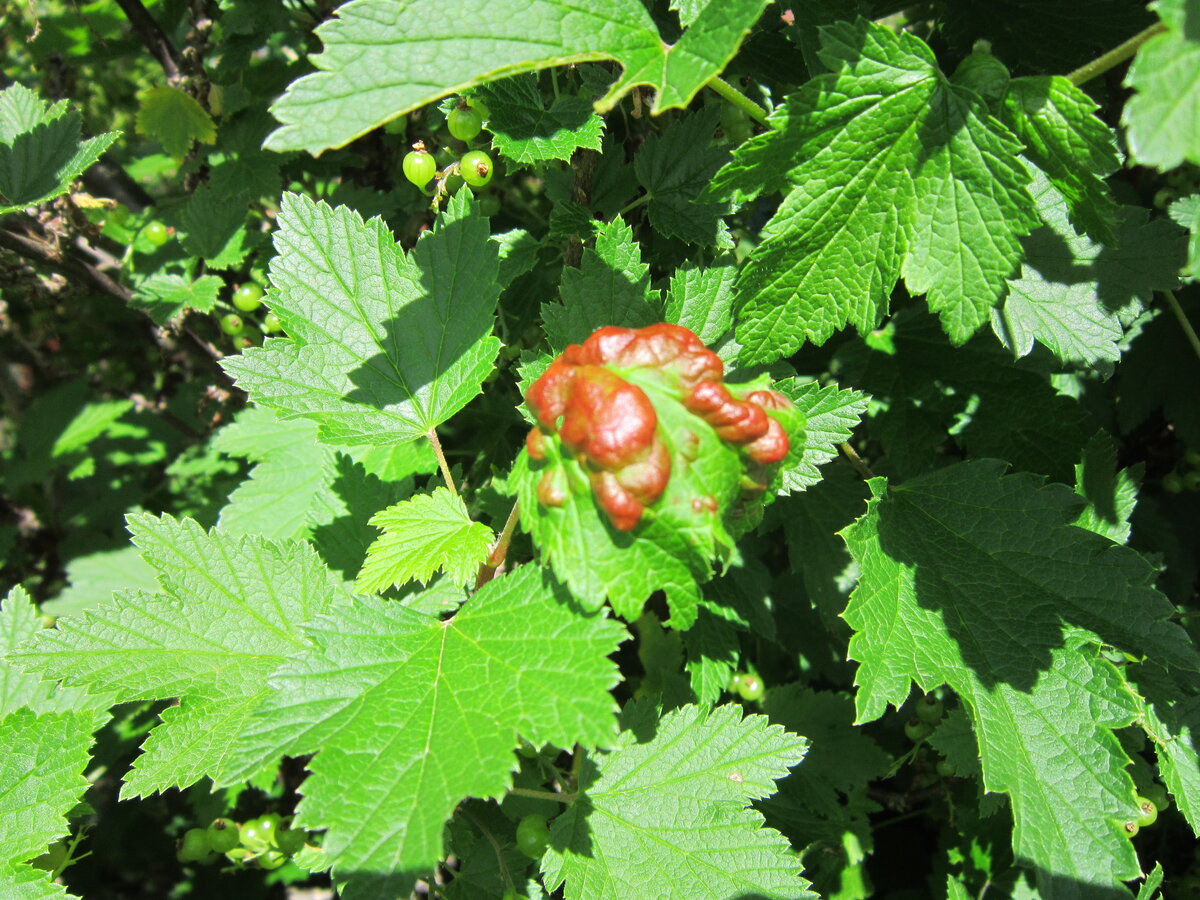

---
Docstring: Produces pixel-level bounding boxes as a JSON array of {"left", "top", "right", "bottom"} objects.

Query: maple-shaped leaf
[
  {"left": 0, "top": 587, "right": 94, "bottom": 716},
  {"left": 264, "top": 0, "right": 768, "bottom": 154},
  {"left": 0, "top": 83, "right": 119, "bottom": 215},
  {"left": 478, "top": 74, "right": 604, "bottom": 165},
  {"left": 129, "top": 273, "right": 223, "bottom": 325},
  {"left": 1123, "top": 0, "right": 1200, "bottom": 169},
  {"left": 11, "top": 514, "right": 354, "bottom": 798},
  {"left": 992, "top": 172, "right": 1185, "bottom": 368},
  {"left": 542, "top": 702, "right": 813, "bottom": 900},
  {"left": 998, "top": 75, "right": 1119, "bottom": 243},
  {"left": 212, "top": 564, "right": 624, "bottom": 898},
  {"left": 513, "top": 324, "right": 803, "bottom": 626},
  {"left": 633, "top": 106, "right": 731, "bottom": 246},
  {"left": 356, "top": 487, "right": 494, "bottom": 592},
  {"left": 0, "top": 707, "right": 97, "bottom": 900},
  {"left": 541, "top": 217, "right": 661, "bottom": 351},
  {"left": 708, "top": 18, "right": 1039, "bottom": 360},
  {"left": 135, "top": 86, "right": 216, "bottom": 161},
  {"left": 841, "top": 461, "right": 1200, "bottom": 896},
  {"left": 223, "top": 191, "right": 501, "bottom": 446}
]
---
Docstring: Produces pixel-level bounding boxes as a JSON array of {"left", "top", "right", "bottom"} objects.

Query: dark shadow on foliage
[{"left": 0, "top": 111, "right": 84, "bottom": 204}]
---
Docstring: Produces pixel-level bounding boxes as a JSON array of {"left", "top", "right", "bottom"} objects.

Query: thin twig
[
  {"left": 1065, "top": 21, "right": 1168, "bottom": 86},
  {"left": 426, "top": 428, "right": 458, "bottom": 497},
  {"left": 0, "top": 226, "right": 132, "bottom": 302},
  {"left": 1163, "top": 289, "right": 1200, "bottom": 365},
  {"left": 113, "top": 0, "right": 181, "bottom": 80},
  {"left": 841, "top": 441, "right": 875, "bottom": 479}
]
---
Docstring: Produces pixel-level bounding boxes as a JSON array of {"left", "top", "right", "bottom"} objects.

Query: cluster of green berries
[
  {"left": 1124, "top": 783, "right": 1170, "bottom": 838},
  {"left": 401, "top": 98, "right": 495, "bottom": 195},
  {"left": 728, "top": 671, "right": 765, "bottom": 702},
  {"left": 176, "top": 814, "right": 306, "bottom": 869},
  {"left": 218, "top": 281, "right": 283, "bottom": 347},
  {"left": 1163, "top": 450, "right": 1200, "bottom": 493}
]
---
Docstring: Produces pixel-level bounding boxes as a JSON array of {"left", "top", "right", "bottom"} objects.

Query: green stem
[
  {"left": 509, "top": 786, "right": 575, "bottom": 804},
  {"left": 426, "top": 428, "right": 458, "bottom": 498},
  {"left": 841, "top": 441, "right": 875, "bottom": 479},
  {"left": 1065, "top": 21, "right": 1167, "bottom": 86},
  {"left": 616, "top": 192, "right": 651, "bottom": 218},
  {"left": 706, "top": 75, "right": 770, "bottom": 128},
  {"left": 461, "top": 808, "right": 514, "bottom": 889},
  {"left": 1164, "top": 289, "right": 1200, "bottom": 365},
  {"left": 475, "top": 500, "right": 521, "bottom": 590}
]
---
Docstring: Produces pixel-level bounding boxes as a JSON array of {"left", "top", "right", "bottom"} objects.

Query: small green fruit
[
  {"left": 447, "top": 105, "right": 484, "bottom": 141},
  {"left": 515, "top": 814, "right": 550, "bottom": 859},
  {"left": 220, "top": 313, "right": 244, "bottom": 335},
  {"left": 240, "top": 815, "right": 279, "bottom": 852},
  {"left": 1123, "top": 819, "right": 1139, "bottom": 838},
  {"left": 936, "top": 759, "right": 957, "bottom": 778},
  {"left": 459, "top": 149, "right": 494, "bottom": 187},
  {"left": 915, "top": 694, "right": 944, "bottom": 724},
  {"left": 232, "top": 282, "right": 265, "bottom": 312},
  {"left": 263, "top": 312, "right": 283, "bottom": 334},
  {"left": 904, "top": 717, "right": 933, "bottom": 742},
  {"left": 1135, "top": 796, "right": 1159, "bottom": 828},
  {"left": 734, "top": 673, "right": 764, "bottom": 702},
  {"left": 402, "top": 149, "right": 437, "bottom": 187},
  {"left": 1143, "top": 782, "right": 1170, "bottom": 812},
  {"left": 257, "top": 848, "right": 288, "bottom": 870},
  {"left": 206, "top": 818, "right": 240, "bottom": 853},
  {"left": 276, "top": 827, "right": 306, "bottom": 855},
  {"left": 142, "top": 220, "right": 171, "bottom": 247},
  {"left": 178, "top": 827, "right": 213, "bottom": 863}
]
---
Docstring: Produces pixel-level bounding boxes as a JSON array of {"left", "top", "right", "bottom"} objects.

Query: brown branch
[
  {"left": 0, "top": 225, "right": 132, "bottom": 302},
  {"left": 113, "top": 0, "right": 181, "bottom": 81}
]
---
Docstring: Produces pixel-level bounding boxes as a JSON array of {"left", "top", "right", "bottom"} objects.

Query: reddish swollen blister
[{"left": 524, "top": 324, "right": 793, "bottom": 531}]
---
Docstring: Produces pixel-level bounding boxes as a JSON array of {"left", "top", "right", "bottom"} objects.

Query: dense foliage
[{"left": 2, "top": 1, "right": 1200, "bottom": 899}]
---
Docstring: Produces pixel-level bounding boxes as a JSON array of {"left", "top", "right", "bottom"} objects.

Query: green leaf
[
  {"left": 992, "top": 173, "right": 1185, "bottom": 368},
  {"left": 841, "top": 462, "right": 1200, "bottom": 895},
  {"left": 711, "top": 19, "right": 1038, "bottom": 360},
  {"left": 665, "top": 255, "right": 738, "bottom": 346},
  {"left": 773, "top": 379, "right": 869, "bottom": 494},
  {"left": 542, "top": 703, "right": 813, "bottom": 900},
  {"left": 218, "top": 564, "right": 623, "bottom": 897},
  {"left": 999, "top": 76, "right": 1119, "bottom": 243},
  {"left": 41, "top": 546, "right": 158, "bottom": 619},
  {"left": 478, "top": 75, "right": 604, "bottom": 165},
  {"left": 1072, "top": 432, "right": 1141, "bottom": 545},
  {"left": 0, "top": 83, "right": 119, "bottom": 214},
  {"left": 11, "top": 514, "right": 354, "bottom": 797},
  {"left": 1124, "top": 665, "right": 1200, "bottom": 838},
  {"left": 129, "top": 273, "right": 223, "bottom": 324},
  {"left": 179, "top": 183, "right": 259, "bottom": 270},
  {"left": 222, "top": 191, "right": 501, "bottom": 446},
  {"left": 1169, "top": 193, "right": 1200, "bottom": 280},
  {"left": 633, "top": 106, "right": 731, "bottom": 246},
  {"left": 541, "top": 216, "right": 661, "bottom": 350},
  {"left": 356, "top": 487, "right": 494, "bottom": 592},
  {"left": 1123, "top": 0, "right": 1200, "bottom": 169},
  {"left": 264, "top": 0, "right": 768, "bottom": 154},
  {"left": 0, "top": 707, "right": 96, "bottom": 899},
  {"left": 135, "top": 86, "right": 216, "bottom": 161},
  {"left": 0, "top": 587, "right": 93, "bottom": 716}
]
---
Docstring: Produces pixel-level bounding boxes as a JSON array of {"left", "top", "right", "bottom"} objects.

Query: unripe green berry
[
  {"left": 447, "top": 105, "right": 484, "bottom": 142},
  {"left": 178, "top": 827, "right": 213, "bottom": 863},
  {"left": 904, "top": 717, "right": 933, "bottom": 742},
  {"left": 263, "top": 312, "right": 283, "bottom": 334},
  {"left": 258, "top": 849, "right": 288, "bottom": 870},
  {"left": 277, "top": 826, "right": 306, "bottom": 855},
  {"left": 734, "top": 673, "right": 764, "bottom": 702},
  {"left": 220, "top": 313, "right": 244, "bottom": 336},
  {"left": 936, "top": 759, "right": 957, "bottom": 778},
  {"left": 459, "top": 149, "right": 494, "bottom": 187},
  {"left": 915, "top": 694, "right": 944, "bottom": 724},
  {"left": 206, "top": 818, "right": 240, "bottom": 853},
  {"left": 515, "top": 814, "right": 550, "bottom": 859},
  {"left": 1143, "top": 783, "right": 1170, "bottom": 812},
  {"left": 232, "top": 282, "right": 265, "bottom": 312},
  {"left": 142, "top": 220, "right": 171, "bottom": 247},
  {"left": 1135, "top": 796, "right": 1159, "bottom": 828},
  {"left": 402, "top": 149, "right": 437, "bottom": 188},
  {"left": 1123, "top": 819, "right": 1139, "bottom": 838}
]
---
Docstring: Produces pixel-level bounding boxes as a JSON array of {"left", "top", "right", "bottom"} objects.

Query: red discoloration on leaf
[
  {"left": 525, "top": 324, "right": 792, "bottom": 531},
  {"left": 536, "top": 470, "right": 568, "bottom": 507},
  {"left": 746, "top": 416, "right": 790, "bottom": 464}
]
